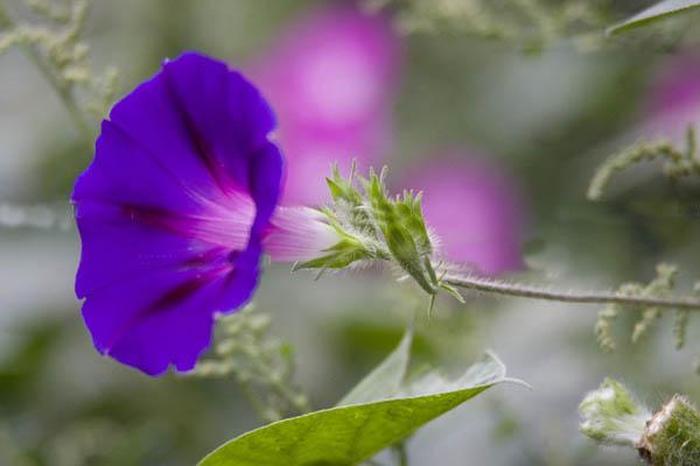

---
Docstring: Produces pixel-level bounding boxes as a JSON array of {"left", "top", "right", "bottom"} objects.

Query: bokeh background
[{"left": 2, "top": 0, "right": 700, "bottom": 464}]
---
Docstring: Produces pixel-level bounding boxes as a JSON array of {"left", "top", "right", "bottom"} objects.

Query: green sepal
[
  {"left": 439, "top": 282, "right": 466, "bottom": 304},
  {"left": 326, "top": 163, "right": 363, "bottom": 205},
  {"left": 293, "top": 236, "right": 371, "bottom": 271},
  {"left": 365, "top": 169, "right": 437, "bottom": 295}
]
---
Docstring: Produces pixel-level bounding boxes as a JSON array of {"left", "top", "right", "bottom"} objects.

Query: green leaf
[
  {"left": 607, "top": 0, "right": 700, "bottom": 34},
  {"left": 199, "top": 354, "right": 518, "bottom": 466},
  {"left": 337, "top": 327, "right": 413, "bottom": 407}
]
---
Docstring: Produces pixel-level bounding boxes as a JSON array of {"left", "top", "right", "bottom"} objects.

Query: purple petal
[
  {"left": 647, "top": 54, "right": 700, "bottom": 118},
  {"left": 73, "top": 52, "right": 282, "bottom": 375},
  {"left": 642, "top": 53, "right": 700, "bottom": 143}
]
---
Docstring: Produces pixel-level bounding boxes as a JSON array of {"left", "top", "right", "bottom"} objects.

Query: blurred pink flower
[
  {"left": 400, "top": 155, "right": 525, "bottom": 276},
  {"left": 644, "top": 54, "right": 700, "bottom": 140},
  {"left": 251, "top": 4, "right": 401, "bottom": 205}
]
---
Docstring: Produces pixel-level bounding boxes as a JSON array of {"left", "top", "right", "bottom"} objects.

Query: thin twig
[{"left": 444, "top": 274, "right": 700, "bottom": 310}]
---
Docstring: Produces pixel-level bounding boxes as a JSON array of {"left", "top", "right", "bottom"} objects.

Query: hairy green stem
[{"left": 444, "top": 274, "right": 700, "bottom": 311}]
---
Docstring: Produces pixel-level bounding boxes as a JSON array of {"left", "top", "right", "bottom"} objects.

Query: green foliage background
[{"left": 2, "top": 0, "right": 700, "bottom": 465}]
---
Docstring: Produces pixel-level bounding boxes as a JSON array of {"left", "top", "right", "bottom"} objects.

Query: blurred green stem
[
  {"left": 196, "top": 309, "right": 311, "bottom": 425},
  {"left": 0, "top": 1, "right": 92, "bottom": 140},
  {"left": 394, "top": 443, "right": 409, "bottom": 466},
  {"left": 444, "top": 273, "right": 700, "bottom": 310},
  {"left": 243, "top": 344, "right": 311, "bottom": 416},
  {"left": 23, "top": 43, "right": 91, "bottom": 139},
  {"left": 588, "top": 127, "right": 700, "bottom": 201},
  {"left": 0, "top": 3, "right": 7, "bottom": 26},
  {"left": 0, "top": 427, "right": 34, "bottom": 466},
  {"left": 239, "top": 379, "right": 280, "bottom": 424},
  {"left": 271, "top": 376, "right": 311, "bottom": 415}
]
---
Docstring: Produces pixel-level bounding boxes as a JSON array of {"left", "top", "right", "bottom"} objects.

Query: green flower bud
[
  {"left": 581, "top": 379, "right": 700, "bottom": 465},
  {"left": 579, "top": 378, "right": 649, "bottom": 447},
  {"left": 296, "top": 163, "right": 465, "bottom": 309}
]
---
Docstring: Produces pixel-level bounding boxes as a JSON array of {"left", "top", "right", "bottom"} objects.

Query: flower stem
[
  {"left": 444, "top": 273, "right": 700, "bottom": 311},
  {"left": 393, "top": 442, "right": 409, "bottom": 466}
]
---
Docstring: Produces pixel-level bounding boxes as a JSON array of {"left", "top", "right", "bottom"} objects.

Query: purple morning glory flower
[
  {"left": 648, "top": 54, "right": 700, "bottom": 118},
  {"left": 399, "top": 154, "right": 525, "bottom": 276},
  {"left": 73, "top": 52, "right": 336, "bottom": 376},
  {"left": 251, "top": 4, "right": 401, "bottom": 206},
  {"left": 643, "top": 54, "right": 700, "bottom": 141}
]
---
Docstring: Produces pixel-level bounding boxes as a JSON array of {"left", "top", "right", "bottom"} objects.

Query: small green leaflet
[
  {"left": 199, "top": 338, "right": 522, "bottom": 466},
  {"left": 608, "top": 0, "right": 700, "bottom": 35}
]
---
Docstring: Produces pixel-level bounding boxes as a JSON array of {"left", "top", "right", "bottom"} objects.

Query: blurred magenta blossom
[
  {"left": 400, "top": 154, "right": 525, "bottom": 276},
  {"left": 645, "top": 54, "right": 700, "bottom": 139},
  {"left": 251, "top": 4, "right": 401, "bottom": 205}
]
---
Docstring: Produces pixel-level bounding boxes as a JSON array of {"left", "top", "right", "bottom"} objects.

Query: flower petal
[
  {"left": 251, "top": 5, "right": 400, "bottom": 205},
  {"left": 263, "top": 206, "right": 339, "bottom": 263},
  {"left": 73, "top": 52, "right": 282, "bottom": 375}
]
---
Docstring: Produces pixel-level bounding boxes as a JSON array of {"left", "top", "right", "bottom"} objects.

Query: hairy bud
[
  {"left": 579, "top": 378, "right": 649, "bottom": 447},
  {"left": 638, "top": 395, "right": 700, "bottom": 466},
  {"left": 581, "top": 379, "right": 700, "bottom": 466},
  {"left": 296, "top": 163, "right": 463, "bottom": 309}
]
